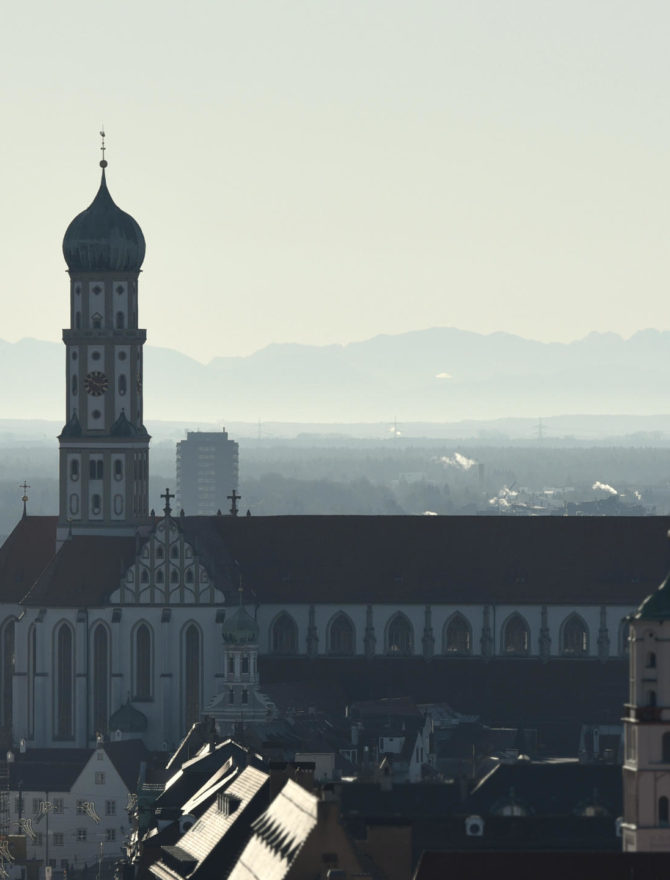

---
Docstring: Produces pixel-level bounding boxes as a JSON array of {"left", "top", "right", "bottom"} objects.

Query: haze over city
[{"left": 3, "top": 1, "right": 670, "bottom": 364}]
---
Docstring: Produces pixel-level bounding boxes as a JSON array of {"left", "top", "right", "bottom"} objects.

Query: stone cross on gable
[
  {"left": 228, "top": 489, "right": 241, "bottom": 517},
  {"left": 161, "top": 487, "right": 174, "bottom": 517}
]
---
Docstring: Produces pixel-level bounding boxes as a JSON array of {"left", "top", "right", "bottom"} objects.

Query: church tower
[
  {"left": 57, "top": 141, "right": 149, "bottom": 541},
  {"left": 622, "top": 573, "right": 670, "bottom": 851}
]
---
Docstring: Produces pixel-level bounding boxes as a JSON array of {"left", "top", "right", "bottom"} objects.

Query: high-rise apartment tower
[{"left": 176, "top": 429, "right": 239, "bottom": 515}]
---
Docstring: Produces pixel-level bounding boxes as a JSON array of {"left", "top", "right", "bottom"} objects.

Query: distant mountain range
[{"left": 2, "top": 327, "right": 670, "bottom": 423}]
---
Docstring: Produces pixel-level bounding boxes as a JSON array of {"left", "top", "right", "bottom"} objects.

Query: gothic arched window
[
  {"left": 55, "top": 624, "right": 74, "bottom": 739},
  {"left": 328, "top": 614, "right": 355, "bottom": 656},
  {"left": 561, "top": 614, "right": 589, "bottom": 656},
  {"left": 1, "top": 620, "right": 15, "bottom": 728},
  {"left": 27, "top": 625, "right": 36, "bottom": 737},
  {"left": 271, "top": 613, "right": 298, "bottom": 654},
  {"left": 503, "top": 614, "right": 530, "bottom": 655},
  {"left": 386, "top": 613, "right": 414, "bottom": 655},
  {"left": 184, "top": 625, "right": 200, "bottom": 730},
  {"left": 444, "top": 614, "right": 472, "bottom": 654},
  {"left": 134, "top": 624, "right": 152, "bottom": 700},
  {"left": 660, "top": 796, "right": 669, "bottom": 825},
  {"left": 92, "top": 625, "right": 109, "bottom": 735}
]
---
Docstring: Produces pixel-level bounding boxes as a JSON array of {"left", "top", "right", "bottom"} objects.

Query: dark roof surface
[
  {"left": 8, "top": 748, "right": 91, "bottom": 791},
  {"left": 21, "top": 527, "right": 136, "bottom": 606},
  {"left": 186, "top": 514, "right": 670, "bottom": 605},
  {"left": 414, "top": 852, "right": 670, "bottom": 880},
  {"left": 5, "top": 514, "right": 670, "bottom": 608},
  {"left": 0, "top": 517, "right": 58, "bottom": 602},
  {"left": 635, "top": 571, "right": 670, "bottom": 620},
  {"left": 465, "top": 760, "right": 622, "bottom": 816}
]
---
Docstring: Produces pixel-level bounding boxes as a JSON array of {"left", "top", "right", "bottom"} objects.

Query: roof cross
[
  {"left": 228, "top": 489, "right": 241, "bottom": 517},
  {"left": 161, "top": 487, "right": 174, "bottom": 517}
]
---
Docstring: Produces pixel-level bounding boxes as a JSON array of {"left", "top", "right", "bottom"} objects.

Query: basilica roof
[
  {"left": 3, "top": 514, "right": 670, "bottom": 608},
  {"left": 62, "top": 167, "right": 146, "bottom": 273}
]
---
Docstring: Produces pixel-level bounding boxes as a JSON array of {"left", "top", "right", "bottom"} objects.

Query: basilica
[{"left": 0, "top": 155, "right": 669, "bottom": 751}]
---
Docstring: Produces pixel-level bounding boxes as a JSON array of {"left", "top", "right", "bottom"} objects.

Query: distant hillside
[{"left": 2, "top": 327, "right": 670, "bottom": 422}]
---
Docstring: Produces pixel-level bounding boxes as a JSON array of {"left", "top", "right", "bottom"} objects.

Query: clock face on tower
[{"left": 84, "top": 371, "right": 109, "bottom": 396}]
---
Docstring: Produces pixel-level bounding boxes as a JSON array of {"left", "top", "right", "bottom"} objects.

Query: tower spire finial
[
  {"left": 20, "top": 481, "right": 30, "bottom": 519},
  {"left": 99, "top": 127, "right": 108, "bottom": 169}
]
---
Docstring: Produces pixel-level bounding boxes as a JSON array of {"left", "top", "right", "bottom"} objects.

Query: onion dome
[
  {"left": 108, "top": 699, "right": 148, "bottom": 734},
  {"left": 62, "top": 164, "right": 145, "bottom": 272},
  {"left": 635, "top": 572, "right": 670, "bottom": 621},
  {"left": 222, "top": 605, "right": 259, "bottom": 645}
]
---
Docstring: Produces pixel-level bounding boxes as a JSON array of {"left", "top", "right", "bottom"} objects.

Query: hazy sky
[{"left": 2, "top": 1, "right": 670, "bottom": 362}]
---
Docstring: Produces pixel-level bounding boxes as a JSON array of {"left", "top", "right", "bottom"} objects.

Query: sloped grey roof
[{"left": 227, "top": 780, "right": 318, "bottom": 880}]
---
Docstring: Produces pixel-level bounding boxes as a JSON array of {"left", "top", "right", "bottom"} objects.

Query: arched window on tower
[
  {"left": 271, "top": 613, "right": 298, "bottom": 654},
  {"left": 134, "top": 624, "right": 152, "bottom": 700},
  {"left": 662, "top": 732, "right": 670, "bottom": 763},
  {"left": 92, "top": 625, "right": 109, "bottom": 735},
  {"left": 328, "top": 613, "right": 355, "bottom": 655},
  {"left": 660, "top": 796, "right": 669, "bottom": 826},
  {"left": 55, "top": 624, "right": 74, "bottom": 739},
  {"left": 1, "top": 620, "right": 15, "bottom": 728},
  {"left": 118, "top": 375, "right": 127, "bottom": 396},
  {"left": 386, "top": 613, "right": 414, "bottom": 655},
  {"left": 75, "top": 311, "right": 81, "bottom": 329},
  {"left": 647, "top": 652, "right": 657, "bottom": 668},
  {"left": 561, "top": 614, "right": 589, "bottom": 656},
  {"left": 444, "top": 614, "right": 472, "bottom": 654},
  {"left": 183, "top": 625, "right": 200, "bottom": 730},
  {"left": 116, "top": 311, "right": 125, "bottom": 329},
  {"left": 503, "top": 614, "right": 530, "bottom": 655},
  {"left": 91, "top": 313, "right": 102, "bottom": 329}
]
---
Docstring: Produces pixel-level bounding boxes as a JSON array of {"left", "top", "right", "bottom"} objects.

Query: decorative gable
[{"left": 109, "top": 517, "right": 224, "bottom": 605}]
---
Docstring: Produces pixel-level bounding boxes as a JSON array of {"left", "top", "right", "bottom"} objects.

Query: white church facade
[{"left": 0, "top": 153, "right": 669, "bottom": 752}]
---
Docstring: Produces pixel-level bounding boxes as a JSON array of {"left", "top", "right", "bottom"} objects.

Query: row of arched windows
[
  {"left": 47, "top": 621, "right": 202, "bottom": 740},
  {"left": 267, "top": 612, "right": 629, "bottom": 657}
]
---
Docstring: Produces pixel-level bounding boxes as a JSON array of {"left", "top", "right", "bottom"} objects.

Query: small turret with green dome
[{"left": 222, "top": 600, "right": 259, "bottom": 645}]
